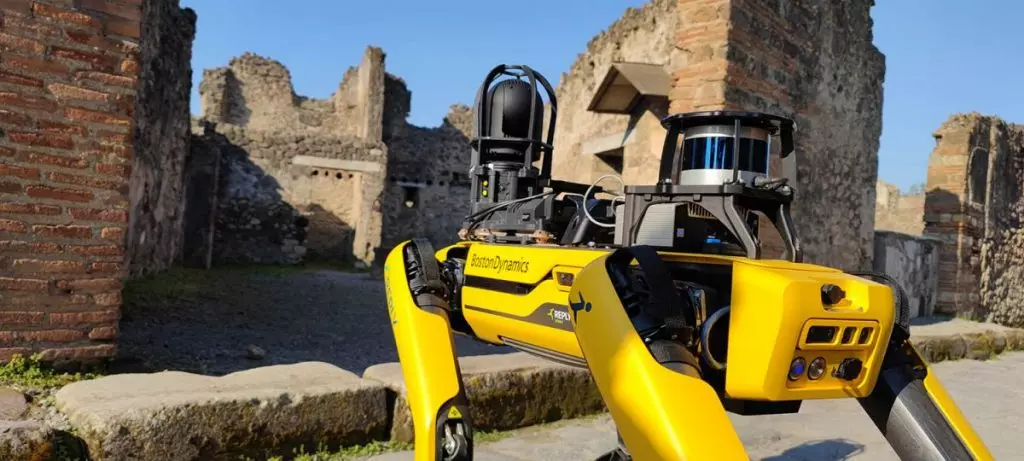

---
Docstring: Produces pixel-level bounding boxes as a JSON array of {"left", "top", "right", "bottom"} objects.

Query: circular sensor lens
[
  {"left": 808, "top": 357, "right": 827, "bottom": 380},
  {"left": 788, "top": 357, "right": 806, "bottom": 381}
]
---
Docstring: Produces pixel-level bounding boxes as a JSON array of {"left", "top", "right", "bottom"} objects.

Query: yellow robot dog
[{"left": 382, "top": 64, "right": 993, "bottom": 460}]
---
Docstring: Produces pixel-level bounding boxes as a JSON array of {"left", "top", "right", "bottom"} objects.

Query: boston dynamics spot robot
[{"left": 382, "top": 64, "right": 994, "bottom": 460}]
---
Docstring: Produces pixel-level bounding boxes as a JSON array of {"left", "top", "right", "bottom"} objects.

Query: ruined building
[
  {"left": 0, "top": 0, "right": 888, "bottom": 363},
  {"left": 185, "top": 49, "right": 473, "bottom": 267}
]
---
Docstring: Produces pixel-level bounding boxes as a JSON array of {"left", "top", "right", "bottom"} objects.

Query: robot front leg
[
  {"left": 384, "top": 239, "right": 473, "bottom": 461},
  {"left": 858, "top": 328, "right": 993, "bottom": 461},
  {"left": 570, "top": 248, "right": 750, "bottom": 460}
]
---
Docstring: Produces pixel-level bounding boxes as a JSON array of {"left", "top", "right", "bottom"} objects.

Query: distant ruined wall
[
  {"left": 551, "top": 0, "right": 676, "bottom": 185},
  {"left": 126, "top": 0, "right": 196, "bottom": 277},
  {"left": 670, "top": 0, "right": 885, "bottom": 270},
  {"left": 875, "top": 180, "right": 925, "bottom": 236},
  {"left": 0, "top": 0, "right": 146, "bottom": 365},
  {"left": 873, "top": 231, "right": 940, "bottom": 319},
  {"left": 194, "top": 47, "right": 472, "bottom": 265},
  {"left": 924, "top": 113, "right": 1024, "bottom": 326}
]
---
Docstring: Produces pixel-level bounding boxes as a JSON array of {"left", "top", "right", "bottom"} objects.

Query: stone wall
[
  {"left": 924, "top": 113, "right": 1024, "bottom": 326},
  {"left": 125, "top": 0, "right": 196, "bottom": 277},
  {"left": 875, "top": 180, "right": 925, "bottom": 236},
  {"left": 670, "top": 0, "right": 886, "bottom": 270},
  {"left": 192, "top": 47, "right": 472, "bottom": 265},
  {"left": 0, "top": 0, "right": 145, "bottom": 365},
  {"left": 550, "top": 0, "right": 676, "bottom": 186},
  {"left": 872, "top": 231, "right": 940, "bottom": 319}
]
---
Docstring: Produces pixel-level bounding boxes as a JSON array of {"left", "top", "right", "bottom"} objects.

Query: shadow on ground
[
  {"left": 114, "top": 266, "right": 514, "bottom": 376},
  {"left": 761, "top": 439, "right": 865, "bottom": 461}
]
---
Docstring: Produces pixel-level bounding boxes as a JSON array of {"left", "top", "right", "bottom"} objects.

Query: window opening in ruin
[
  {"left": 335, "top": 172, "right": 343, "bottom": 179},
  {"left": 403, "top": 186, "right": 419, "bottom": 208},
  {"left": 312, "top": 170, "right": 319, "bottom": 176},
  {"left": 968, "top": 147, "right": 988, "bottom": 206},
  {"left": 348, "top": 173, "right": 354, "bottom": 179}
]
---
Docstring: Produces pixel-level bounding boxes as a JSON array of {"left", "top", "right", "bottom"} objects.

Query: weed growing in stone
[{"left": 0, "top": 353, "right": 98, "bottom": 390}]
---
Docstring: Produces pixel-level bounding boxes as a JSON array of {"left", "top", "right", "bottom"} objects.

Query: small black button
[
  {"left": 821, "top": 284, "right": 846, "bottom": 305},
  {"left": 834, "top": 358, "right": 863, "bottom": 381}
]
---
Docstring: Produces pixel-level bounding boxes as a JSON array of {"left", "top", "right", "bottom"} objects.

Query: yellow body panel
[
  {"left": 384, "top": 242, "right": 463, "bottom": 460},
  {"left": 725, "top": 261, "right": 895, "bottom": 400},
  {"left": 571, "top": 254, "right": 749, "bottom": 460}
]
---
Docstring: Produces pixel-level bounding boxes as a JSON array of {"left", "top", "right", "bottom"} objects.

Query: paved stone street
[{"left": 365, "top": 352, "right": 1024, "bottom": 460}]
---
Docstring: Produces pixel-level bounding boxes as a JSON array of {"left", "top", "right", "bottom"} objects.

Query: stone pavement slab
[{"left": 362, "top": 352, "right": 1024, "bottom": 460}]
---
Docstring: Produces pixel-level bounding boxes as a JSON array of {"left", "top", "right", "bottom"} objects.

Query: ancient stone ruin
[{"left": 0, "top": 0, "right": 1020, "bottom": 367}]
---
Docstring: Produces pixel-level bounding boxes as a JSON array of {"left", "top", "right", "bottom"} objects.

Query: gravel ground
[{"left": 117, "top": 268, "right": 514, "bottom": 376}]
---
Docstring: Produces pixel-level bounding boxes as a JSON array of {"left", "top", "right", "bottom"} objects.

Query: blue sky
[{"left": 179, "top": 0, "right": 1023, "bottom": 192}]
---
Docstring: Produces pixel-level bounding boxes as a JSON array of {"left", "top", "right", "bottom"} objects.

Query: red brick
[
  {"left": 64, "top": 107, "right": 131, "bottom": 127},
  {"left": 8, "top": 131, "right": 74, "bottom": 149},
  {"left": 3, "top": 54, "right": 69, "bottom": 75},
  {"left": 68, "top": 244, "right": 121, "bottom": 257},
  {"left": 49, "top": 85, "right": 109, "bottom": 107},
  {"left": 0, "top": 189, "right": 66, "bottom": 206},
  {"left": 0, "top": 70, "right": 43, "bottom": 88},
  {"left": 32, "top": 3, "right": 101, "bottom": 28},
  {"left": 0, "top": 163, "right": 39, "bottom": 180},
  {"left": 39, "top": 120, "right": 88, "bottom": 137},
  {"left": 19, "top": 329, "right": 85, "bottom": 343},
  {"left": 64, "top": 30, "right": 137, "bottom": 53},
  {"left": 26, "top": 185, "right": 93, "bottom": 203},
  {"left": 0, "top": 32, "right": 46, "bottom": 55},
  {"left": 68, "top": 208, "right": 127, "bottom": 222},
  {"left": 75, "top": 71, "right": 137, "bottom": 89},
  {"left": 119, "top": 58, "right": 139, "bottom": 75},
  {"left": 0, "top": 109, "right": 33, "bottom": 127},
  {"left": 49, "top": 310, "right": 118, "bottom": 326},
  {"left": 0, "top": 218, "right": 27, "bottom": 233},
  {"left": 104, "top": 17, "right": 140, "bottom": 39},
  {"left": 40, "top": 344, "right": 116, "bottom": 361},
  {"left": 0, "top": 240, "right": 62, "bottom": 253},
  {"left": 54, "top": 278, "right": 120, "bottom": 293},
  {"left": 0, "top": 181, "right": 23, "bottom": 194},
  {"left": 0, "top": 147, "right": 12, "bottom": 158},
  {"left": 32, "top": 224, "right": 92, "bottom": 238},
  {"left": 92, "top": 291, "right": 121, "bottom": 306},
  {"left": 0, "top": 312, "right": 46, "bottom": 324},
  {"left": 98, "top": 226, "right": 123, "bottom": 240},
  {"left": 47, "top": 171, "right": 123, "bottom": 190},
  {"left": 88, "top": 325, "right": 116, "bottom": 340},
  {"left": 95, "top": 163, "right": 129, "bottom": 178},
  {"left": 4, "top": 293, "right": 90, "bottom": 307},
  {"left": 79, "top": 0, "right": 142, "bottom": 20},
  {"left": 97, "top": 131, "right": 130, "bottom": 144},
  {"left": 0, "top": 92, "right": 57, "bottom": 112},
  {"left": 93, "top": 142, "right": 131, "bottom": 159},
  {"left": 89, "top": 261, "right": 122, "bottom": 273},
  {"left": 12, "top": 259, "right": 86, "bottom": 274},
  {"left": 52, "top": 47, "right": 116, "bottom": 70},
  {"left": 0, "top": 332, "right": 13, "bottom": 346},
  {"left": 0, "top": 276, "right": 47, "bottom": 291},
  {"left": 23, "top": 152, "right": 89, "bottom": 169}
]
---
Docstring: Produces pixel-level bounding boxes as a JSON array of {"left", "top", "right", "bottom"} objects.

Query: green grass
[{"left": 0, "top": 353, "right": 100, "bottom": 390}]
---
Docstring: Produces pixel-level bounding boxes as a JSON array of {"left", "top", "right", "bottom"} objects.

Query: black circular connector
[
  {"left": 821, "top": 284, "right": 846, "bottom": 305},
  {"left": 834, "top": 358, "right": 863, "bottom": 381}
]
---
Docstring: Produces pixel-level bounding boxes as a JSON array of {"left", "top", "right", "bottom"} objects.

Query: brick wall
[
  {"left": 0, "top": 0, "right": 142, "bottom": 366},
  {"left": 672, "top": 0, "right": 885, "bottom": 270}
]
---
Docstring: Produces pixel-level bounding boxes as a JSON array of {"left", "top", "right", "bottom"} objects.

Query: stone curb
[
  {"left": 910, "top": 328, "right": 1024, "bottom": 364},
  {"left": 363, "top": 352, "right": 605, "bottom": 444},
  {"left": 11, "top": 330, "right": 1019, "bottom": 461}
]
